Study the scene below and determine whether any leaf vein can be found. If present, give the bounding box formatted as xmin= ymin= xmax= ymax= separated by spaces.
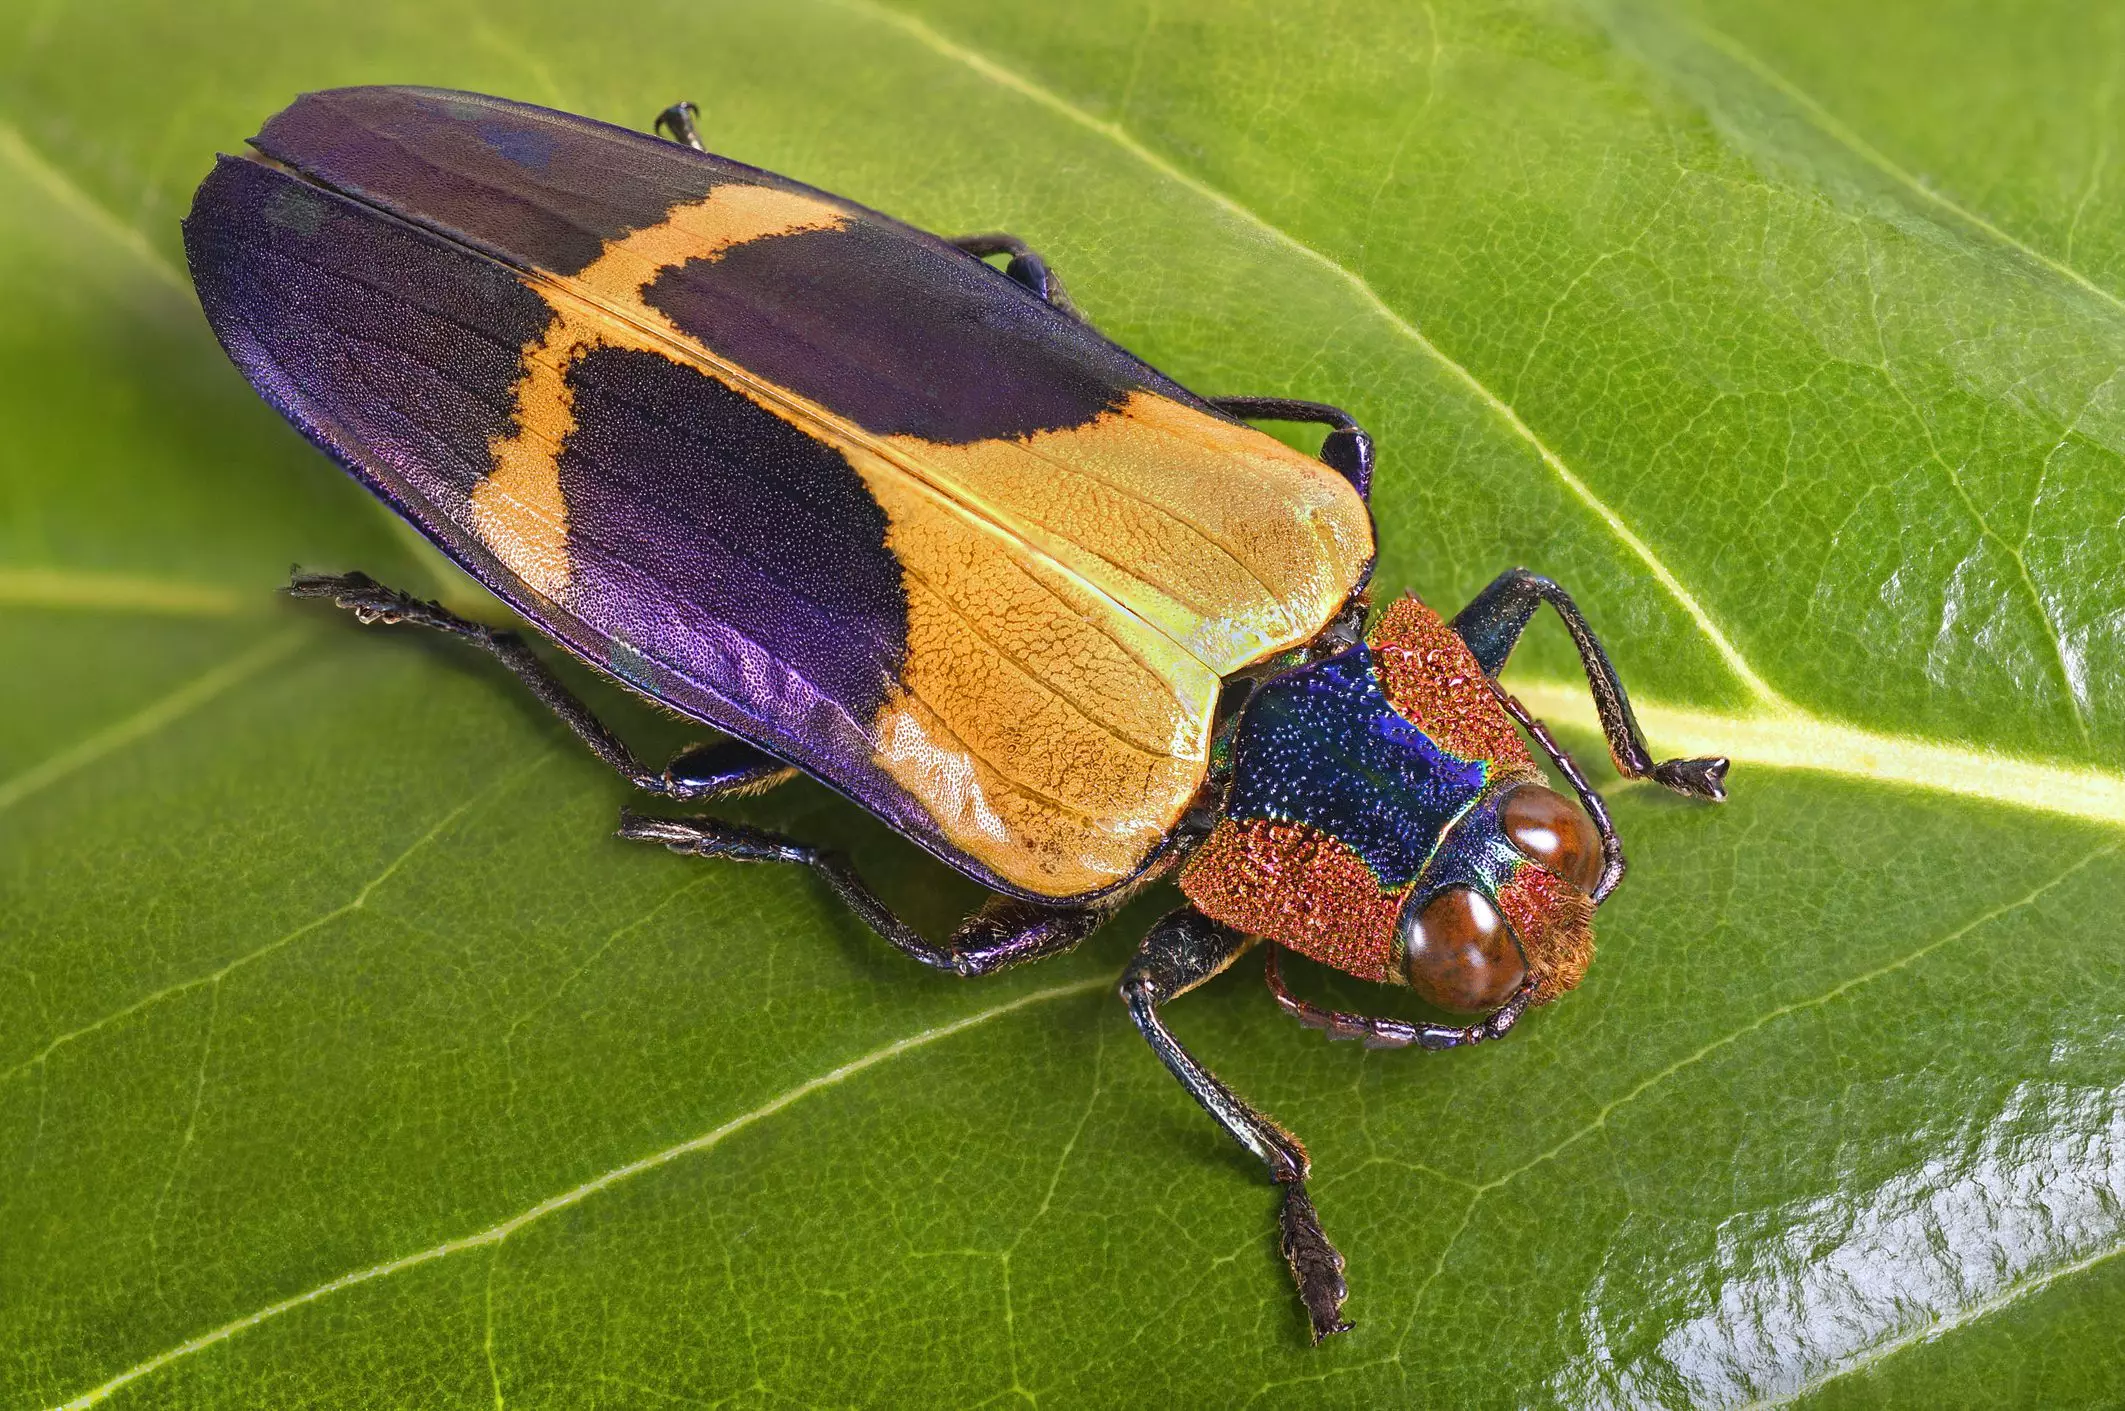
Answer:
xmin=0 ymin=750 xmax=541 ymax=1086
xmin=0 ymin=568 xmax=251 ymax=618
xmin=0 ymin=120 xmax=189 ymax=293
xmin=0 ymin=630 xmax=307 ymax=821
xmin=44 ymin=977 xmax=1110 ymax=1411
xmin=1399 ymin=843 xmax=2114 ymax=1336
xmin=1509 ymin=678 xmax=2125 ymax=829
xmin=1687 ymin=18 xmax=2125 ymax=318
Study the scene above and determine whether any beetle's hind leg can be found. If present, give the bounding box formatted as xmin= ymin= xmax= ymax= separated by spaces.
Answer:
xmin=288 ymin=571 xmax=782 ymax=801
xmin=617 ymin=811 xmax=1105 ymax=976
xmin=1120 ymin=906 xmax=1352 ymax=1343
xmin=1207 ymin=396 xmax=1375 ymax=500
xmin=659 ymin=739 xmax=796 ymax=797
xmin=1451 ymin=568 xmax=1729 ymax=801
xmin=946 ymin=233 xmax=1082 ymax=319
xmin=654 ymin=100 xmax=706 ymax=151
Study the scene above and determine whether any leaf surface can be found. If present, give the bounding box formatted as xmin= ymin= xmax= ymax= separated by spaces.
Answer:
xmin=3 ymin=1 xmax=2123 ymax=1406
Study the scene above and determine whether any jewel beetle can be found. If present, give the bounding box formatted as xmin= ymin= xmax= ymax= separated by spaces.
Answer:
xmin=182 ymin=86 xmax=1730 ymax=1343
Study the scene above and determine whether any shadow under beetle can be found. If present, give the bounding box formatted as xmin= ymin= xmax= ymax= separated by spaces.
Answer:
xmin=183 ymin=87 xmax=1728 ymax=1342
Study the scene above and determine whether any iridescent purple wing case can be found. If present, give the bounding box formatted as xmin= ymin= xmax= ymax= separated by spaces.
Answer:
xmin=184 ymin=87 xmax=1375 ymax=903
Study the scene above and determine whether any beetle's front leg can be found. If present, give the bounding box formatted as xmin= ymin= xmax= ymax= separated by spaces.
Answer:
xmin=618 ymin=812 xmax=1104 ymax=976
xmin=1120 ymin=907 xmax=1351 ymax=1343
xmin=1450 ymin=568 xmax=1729 ymax=801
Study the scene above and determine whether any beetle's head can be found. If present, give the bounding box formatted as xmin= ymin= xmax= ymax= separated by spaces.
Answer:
xmin=1177 ymin=591 xmax=1613 ymax=1018
xmin=1392 ymin=777 xmax=1604 ymax=1012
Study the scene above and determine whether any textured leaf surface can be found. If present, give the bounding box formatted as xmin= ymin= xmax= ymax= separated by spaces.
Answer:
xmin=4 ymin=1 xmax=2124 ymax=1406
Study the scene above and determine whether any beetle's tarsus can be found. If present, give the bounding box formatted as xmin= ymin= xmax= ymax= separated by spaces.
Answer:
xmin=1653 ymin=755 xmax=1729 ymax=802
xmin=654 ymin=100 xmax=705 ymax=151
xmin=287 ymin=568 xmax=422 ymax=624
xmin=287 ymin=570 xmax=468 ymax=633
xmin=1279 ymin=1181 xmax=1353 ymax=1343
xmin=616 ymin=810 xmax=813 ymax=865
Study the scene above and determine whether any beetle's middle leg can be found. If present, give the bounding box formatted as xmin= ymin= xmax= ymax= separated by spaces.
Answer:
xmin=945 ymin=233 xmax=1082 ymax=319
xmin=617 ymin=811 xmax=1105 ymax=977
xmin=1207 ymin=396 xmax=1375 ymax=500
xmin=1449 ymin=567 xmax=1728 ymax=800
xmin=288 ymin=571 xmax=790 ymax=802
xmin=1121 ymin=905 xmax=1352 ymax=1343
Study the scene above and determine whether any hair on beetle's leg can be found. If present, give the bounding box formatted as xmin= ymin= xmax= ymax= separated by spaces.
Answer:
xmin=661 ymin=738 xmax=797 ymax=798
xmin=1120 ymin=907 xmax=1352 ymax=1343
xmin=1206 ymin=396 xmax=1375 ymax=500
xmin=287 ymin=570 xmax=759 ymax=802
xmin=653 ymin=100 xmax=706 ymax=151
xmin=616 ymin=811 xmax=1105 ymax=976
xmin=944 ymin=233 xmax=1082 ymax=319
xmin=1449 ymin=568 xmax=1729 ymax=802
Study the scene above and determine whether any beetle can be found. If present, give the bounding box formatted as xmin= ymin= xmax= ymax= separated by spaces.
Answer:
xmin=182 ymin=86 xmax=1728 ymax=1342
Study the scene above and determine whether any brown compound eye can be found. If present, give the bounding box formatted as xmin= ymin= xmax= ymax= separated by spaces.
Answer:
xmin=1501 ymin=783 xmax=1605 ymax=893
xmin=1397 ymin=886 xmax=1526 ymax=1013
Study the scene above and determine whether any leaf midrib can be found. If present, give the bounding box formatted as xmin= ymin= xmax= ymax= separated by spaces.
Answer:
xmin=16 ymin=15 xmax=2116 ymax=818
xmin=822 ymin=0 xmax=1780 ymax=708
xmin=8 ymin=583 xmax=2121 ymax=834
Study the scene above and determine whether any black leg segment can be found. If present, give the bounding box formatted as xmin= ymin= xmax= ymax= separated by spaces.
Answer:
xmin=1491 ymin=684 xmax=1627 ymax=903
xmin=655 ymin=100 xmax=706 ymax=151
xmin=288 ymin=571 xmax=775 ymax=803
xmin=617 ymin=811 xmax=1105 ymax=977
xmin=1264 ymin=946 xmax=1536 ymax=1050
xmin=1450 ymin=569 xmax=1729 ymax=802
xmin=1207 ymin=396 xmax=1374 ymax=499
xmin=1120 ymin=907 xmax=1352 ymax=1342
xmin=662 ymin=738 xmax=797 ymax=798
xmin=946 ymin=232 xmax=1081 ymax=319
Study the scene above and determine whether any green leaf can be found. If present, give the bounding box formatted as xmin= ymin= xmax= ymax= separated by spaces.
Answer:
xmin=4 ymin=0 xmax=2123 ymax=1405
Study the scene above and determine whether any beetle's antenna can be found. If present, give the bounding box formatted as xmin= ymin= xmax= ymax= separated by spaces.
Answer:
xmin=1264 ymin=949 xmax=1532 ymax=1051
xmin=1490 ymin=684 xmax=1626 ymax=904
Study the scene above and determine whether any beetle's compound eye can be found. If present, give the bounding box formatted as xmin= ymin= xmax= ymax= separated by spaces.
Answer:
xmin=1501 ymin=783 xmax=1604 ymax=893
xmin=1397 ymin=886 xmax=1527 ymax=1013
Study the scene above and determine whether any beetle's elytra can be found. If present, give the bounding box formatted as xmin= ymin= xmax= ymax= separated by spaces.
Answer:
xmin=183 ymin=86 xmax=1728 ymax=1342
